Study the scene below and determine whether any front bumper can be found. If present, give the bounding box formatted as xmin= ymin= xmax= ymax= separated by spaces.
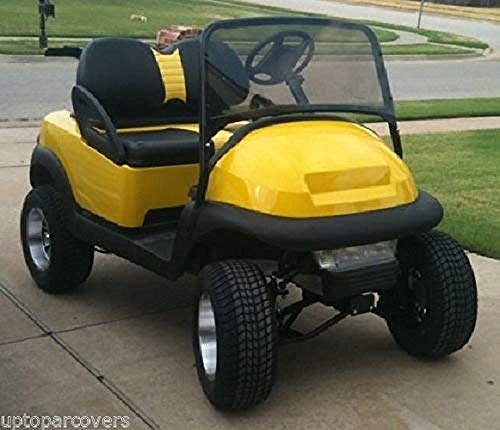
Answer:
xmin=195 ymin=190 xmax=443 ymax=251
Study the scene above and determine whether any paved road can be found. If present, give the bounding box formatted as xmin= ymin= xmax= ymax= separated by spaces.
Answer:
xmin=1 ymin=55 xmax=499 ymax=121
xmin=0 ymin=61 xmax=76 ymax=121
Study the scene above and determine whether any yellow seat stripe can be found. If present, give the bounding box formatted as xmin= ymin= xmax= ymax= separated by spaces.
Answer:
xmin=152 ymin=49 xmax=187 ymax=103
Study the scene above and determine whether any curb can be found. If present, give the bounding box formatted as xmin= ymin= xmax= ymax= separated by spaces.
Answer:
xmin=0 ymin=54 xmax=77 ymax=64
xmin=481 ymin=47 xmax=500 ymax=60
xmin=0 ymin=120 xmax=40 ymax=129
xmin=1 ymin=50 xmax=486 ymax=65
xmin=383 ymin=50 xmax=485 ymax=62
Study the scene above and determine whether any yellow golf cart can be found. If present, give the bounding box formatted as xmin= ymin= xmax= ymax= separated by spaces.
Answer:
xmin=21 ymin=17 xmax=477 ymax=410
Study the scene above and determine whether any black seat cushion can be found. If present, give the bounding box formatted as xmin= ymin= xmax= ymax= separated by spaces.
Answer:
xmin=118 ymin=128 xmax=199 ymax=167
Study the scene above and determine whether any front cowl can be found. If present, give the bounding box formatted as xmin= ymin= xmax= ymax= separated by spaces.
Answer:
xmin=207 ymin=120 xmax=418 ymax=218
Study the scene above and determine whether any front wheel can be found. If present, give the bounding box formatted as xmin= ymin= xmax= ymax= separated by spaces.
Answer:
xmin=193 ymin=260 xmax=277 ymax=410
xmin=381 ymin=231 xmax=477 ymax=359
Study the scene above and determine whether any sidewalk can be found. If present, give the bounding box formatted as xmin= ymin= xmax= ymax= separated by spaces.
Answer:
xmin=1 ymin=116 xmax=498 ymax=168
xmin=370 ymin=115 xmax=500 ymax=135
xmin=1 ymin=115 xmax=498 ymax=143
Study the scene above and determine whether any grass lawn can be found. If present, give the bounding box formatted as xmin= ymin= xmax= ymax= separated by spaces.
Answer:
xmin=382 ymin=43 xmax=472 ymax=56
xmin=0 ymin=0 xmax=488 ymax=57
xmin=396 ymin=98 xmax=500 ymax=121
xmin=0 ymin=0 xmax=396 ymax=41
xmin=347 ymin=98 xmax=500 ymax=124
xmin=403 ymin=129 xmax=500 ymax=258
xmin=0 ymin=39 xmax=473 ymax=56
xmin=360 ymin=19 xmax=488 ymax=50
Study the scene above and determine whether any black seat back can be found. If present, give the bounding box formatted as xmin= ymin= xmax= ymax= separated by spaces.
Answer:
xmin=75 ymin=38 xmax=197 ymax=128
xmin=74 ymin=37 xmax=250 ymax=129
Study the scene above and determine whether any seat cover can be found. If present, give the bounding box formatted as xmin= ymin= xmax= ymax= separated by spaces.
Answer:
xmin=73 ymin=37 xmax=249 ymax=167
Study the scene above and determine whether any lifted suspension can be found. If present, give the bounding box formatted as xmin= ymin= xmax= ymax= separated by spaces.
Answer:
xmin=269 ymin=272 xmax=376 ymax=345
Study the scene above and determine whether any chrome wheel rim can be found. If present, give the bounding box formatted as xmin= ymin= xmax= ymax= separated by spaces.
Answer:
xmin=27 ymin=208 xmax=51 ymax=271
xmin=198 ymin=292 xmax=217 ymax=381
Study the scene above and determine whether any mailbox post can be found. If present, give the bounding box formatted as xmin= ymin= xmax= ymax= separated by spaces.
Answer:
xmin=38 ymin=0 xmax=55 ymax=49
xmin=417 ymin=0 xmax=426 ymax=29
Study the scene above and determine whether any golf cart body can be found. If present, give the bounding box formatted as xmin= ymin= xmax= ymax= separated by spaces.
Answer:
xmin=23 ymin=17 xmax=476 ymax=410
xmin=35 ymin=18 xmax=440 ymax=265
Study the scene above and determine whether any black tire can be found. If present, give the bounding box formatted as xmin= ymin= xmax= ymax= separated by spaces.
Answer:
xmin=384 ymin=230 xmax=477 ymax=359
xmin=193 ymin=260 xmax=277 ymax=410
xmin=20 ymin=185 xmax=94 ymax=293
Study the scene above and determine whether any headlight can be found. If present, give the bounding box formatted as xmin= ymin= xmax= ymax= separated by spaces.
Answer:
xmin=313 ymin=241 xmax=397 ymax=272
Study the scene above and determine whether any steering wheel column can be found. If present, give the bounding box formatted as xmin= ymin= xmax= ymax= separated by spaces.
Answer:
xmin=286 ymin=74 xmax=309 ymax=105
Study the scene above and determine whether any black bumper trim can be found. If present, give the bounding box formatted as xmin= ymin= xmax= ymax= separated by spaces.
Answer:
xmin=195 ymin=190 xmax=443 ymax=251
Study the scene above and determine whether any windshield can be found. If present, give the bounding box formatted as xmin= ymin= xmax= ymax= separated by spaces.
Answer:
xmin=201 ymin=17 xmax=395 ymax=138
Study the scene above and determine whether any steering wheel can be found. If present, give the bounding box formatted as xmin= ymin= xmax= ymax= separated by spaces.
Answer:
xmin=245 ymin=30 xmax=315 ymax=85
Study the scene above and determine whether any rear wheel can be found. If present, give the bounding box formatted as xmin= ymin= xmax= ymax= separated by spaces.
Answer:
xmin=382 ymin=231 xmax=477 ymax=359
xmin=20 ymin=185 xmax=94 ymax=293
xmin=193 ymin=260 xmax=277 ymax=410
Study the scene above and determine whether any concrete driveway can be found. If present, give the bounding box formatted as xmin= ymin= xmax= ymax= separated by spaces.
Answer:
xmin=1 ymin=128 xmax=500 ymax=429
